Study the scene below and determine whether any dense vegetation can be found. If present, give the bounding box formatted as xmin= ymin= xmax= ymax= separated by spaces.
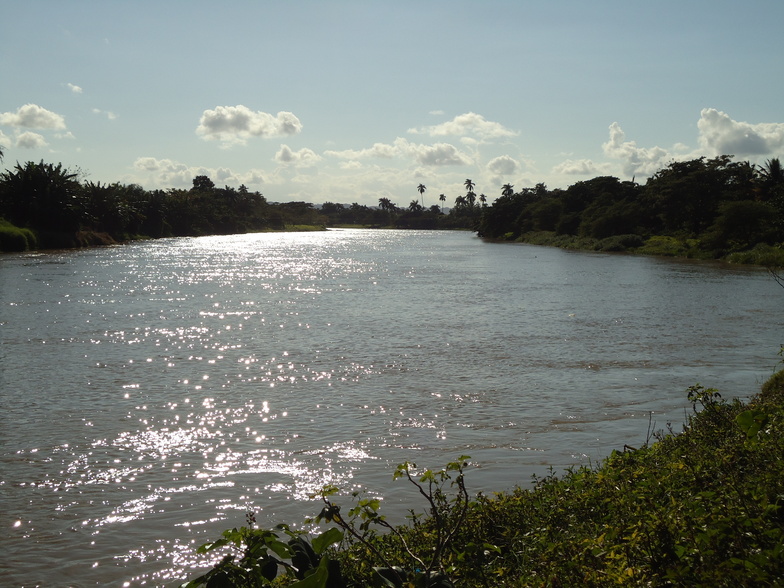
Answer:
xmin=479 ymin=156 xmax=784 ymax=265
xmin=2 ymin=152 xmax=783 ymax=263
xmin=182 ymin=368 xmax=784 ymax=587
xmin=0 ymin=157 xmax=478 ymax=251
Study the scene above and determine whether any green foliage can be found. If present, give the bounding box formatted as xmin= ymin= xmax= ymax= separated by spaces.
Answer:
xmin=725 ymin=243 xmax=784 ymax=267
xmin=186 ymin=371 xmax=784 ymax=586
xmin=181 ymin=514 xmax=344 ymax=588
xmin=312 ymin=457 xmax=472 ymax=587
xmin=593 ymin=234 xmax=645 ymax=252
xmin=0 ymin=160 xmax=81 ymax=235
xmin=0 ymin=161 xmax=310 ymax=249
xmin=0 ymin=218 xmax=37 ymax=251
xmin=636 ymin=235 xmax=694 ymax=257
xmin=478 ymin=155 xmax=784 ymax=264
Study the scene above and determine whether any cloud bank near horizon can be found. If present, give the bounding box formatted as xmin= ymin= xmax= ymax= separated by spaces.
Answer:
xmin=3 ymin=105 xmax=784 ymax=199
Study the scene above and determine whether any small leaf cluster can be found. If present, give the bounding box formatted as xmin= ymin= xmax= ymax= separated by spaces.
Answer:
xmin=180 ymin=514 xmax=344 ymax=588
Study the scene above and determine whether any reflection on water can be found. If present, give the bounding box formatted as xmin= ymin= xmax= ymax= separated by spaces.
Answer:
xmin=1 ymin=230 xmax=781 ymax=585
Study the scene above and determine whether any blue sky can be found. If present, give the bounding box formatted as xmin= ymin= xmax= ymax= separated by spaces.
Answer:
xmin=2 ymin=0 xmax=783 ymax=207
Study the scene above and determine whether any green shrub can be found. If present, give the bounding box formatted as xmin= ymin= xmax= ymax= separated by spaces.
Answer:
xmin=0 ymin=218 xmax=37 ymax=251
xmin=725 ymin=243 xmax=784 ymax=267
xmin=637 ymin=235 xmax=690 ymax=256
xmin=184 ymin=371 xmax=784 ymax=586
xmin=594 ymin=234 xmax=645 ymax=252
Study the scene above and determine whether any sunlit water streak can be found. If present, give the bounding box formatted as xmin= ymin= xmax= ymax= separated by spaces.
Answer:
xmin=1 ymin=229 xmax=781 ymax=586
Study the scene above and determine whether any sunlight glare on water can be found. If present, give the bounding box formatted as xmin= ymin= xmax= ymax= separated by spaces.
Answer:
xmin=0 ymin=229 xmax=782 ymax=585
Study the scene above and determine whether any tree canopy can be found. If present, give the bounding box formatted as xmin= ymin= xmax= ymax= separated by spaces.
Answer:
xmin=1 ymin=154 xmax=782 ymax=259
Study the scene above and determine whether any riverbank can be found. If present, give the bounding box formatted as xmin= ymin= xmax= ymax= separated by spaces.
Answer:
xmin=500 ymin=229 xmax=784 ymax=268
xmin=185 ymin=368 xmax=784 ymax=586
xmin=0 ymin=222 xmax=329 ymax=253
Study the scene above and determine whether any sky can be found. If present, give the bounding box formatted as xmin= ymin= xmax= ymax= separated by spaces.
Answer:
xmin=2 ymin=0 xmax=784 ymax=207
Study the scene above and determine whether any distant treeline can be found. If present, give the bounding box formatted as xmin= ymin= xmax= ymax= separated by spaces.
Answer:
xmin=479 ymin=155 xmax=784 ymax=262
xmin=1 ymin=155 xmax=783 ymax=262
xmin=0 ymin=160 xmax=480 ymax=251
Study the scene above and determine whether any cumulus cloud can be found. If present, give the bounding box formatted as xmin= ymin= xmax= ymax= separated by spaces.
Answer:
xmin=275 ymin=145 xmax=322 ymax=167
xmin=552 ymin=158 xmax=602 ymax=175
xmin=697 ymin=108 xmax=784 ymax=156
xmin=487 ymin=155 xmax=520 ymax=176
xmin=326 ymin=137 xmax=470 ymax=167
xmin=133 ymin=157 xmax=272 ymax=189
xmin=196 ymin=105 xmax=302 ymax=146
xmin=67 ymin=83 xmax=83 ymax=94
xmin=325 ymin=141 xmax=399 ymax=159
xmin=602 ymin=122 xmax=670 ymax=176
xmin=414 ymin=142 xmax=471 ymax=166
xmin=16 ymin=132 xmax=48 ymax=149
xmin=339 ymin=160 xmax=363 ymax=170
xmin=133 ymin=157 xmax=210 ymax=187
xmin=409 ymin=112 xmax=518 ymax=140
xmin=0 ymin=104 xmax=66 ymax=129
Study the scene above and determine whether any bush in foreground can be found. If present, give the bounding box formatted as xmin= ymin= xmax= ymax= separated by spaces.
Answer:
xmin=183 ymin=369 xmax=784 ymax=587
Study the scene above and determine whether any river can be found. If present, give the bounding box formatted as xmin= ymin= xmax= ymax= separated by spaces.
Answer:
xmin=1 ymin=229 xmax=781 ymax=586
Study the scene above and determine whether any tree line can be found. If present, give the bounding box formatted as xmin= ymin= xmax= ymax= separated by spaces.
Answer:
xmin=0 ymin=158 xmax=485 ymax=250
xmin=479 ymin=155 xmax=784 ymax=261
xmin=1 ymin=151 xmax=783 ymax=260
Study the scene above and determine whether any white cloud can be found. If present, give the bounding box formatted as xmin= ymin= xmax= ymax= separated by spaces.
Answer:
xmin=602 ymin=122 xmax=670 ymax=177
xmin=409 ymin=112 xmax=518 ymax=140
xmin=134 ymin=157 xmax=166 ymax=172
xmin=325 ymin=137 xmax=470 ymax=167
xmin=196 ymin=105 xmax=302 ymax=146
xmin=0 ymin=104 xmax=66 ymax=130
xmin=67 ymin=83 xmax=83 ymax=94
xmin=339 ymin=160 xmax=363 ymax=170
xmin=133 ymin=157 xmax=273 ymax=189
xmin=133 ymin=157 xmax=208 ymax=187
xmin=92 ymin=108 xmax=117 ymax=120
xmin=412 ymin=142 xmax=470 ymax=166
xmin=487 ymin=155 xmax=520 ymax=176
xmin=697 ymin=108 xmax=784 ymax=156
xmin=16 ymin=131 xmax=49 ymax=149
xmin=274 ymin=145 xmax=322 ymax=167
xmin=325 ymin=141 xmax=399 ymax=159
xmin=552 ymin=158 xmax=602 ymax=175
xmin=246 ymin=170 xmax=272 ymax=185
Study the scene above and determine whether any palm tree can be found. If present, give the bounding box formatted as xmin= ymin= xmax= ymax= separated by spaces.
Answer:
xmin=501 ymin=184 xmax=514 ymax=198
xmin=417 ymin=183 xmax=426 ymax=206
xmin=1 ymin=160 xmax=81 ymax=232
xmin=439 ymin=193 xmax=446 ymax=213
xmin=479 ymin=193 xmax=487 ymax=207
xmin=464 ymin=179 xmax=475 ymax=194
xmin=378 ymin=197 xmax=391 ymax=212
xmin=760 ymin=158 xmax=784 ymax=185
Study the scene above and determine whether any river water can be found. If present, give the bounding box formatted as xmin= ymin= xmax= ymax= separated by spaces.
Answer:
xmin=1 ymin=229 xmax=781 ymax=586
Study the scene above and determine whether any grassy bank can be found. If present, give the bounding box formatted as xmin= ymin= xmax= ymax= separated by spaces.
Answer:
xmin=0 ymin=220 xmax=331 ymax=253
xmin=505 ymin=230 xmax=784 ymax=268
xmin=183 ymin=369 xmax=784 ymax=587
